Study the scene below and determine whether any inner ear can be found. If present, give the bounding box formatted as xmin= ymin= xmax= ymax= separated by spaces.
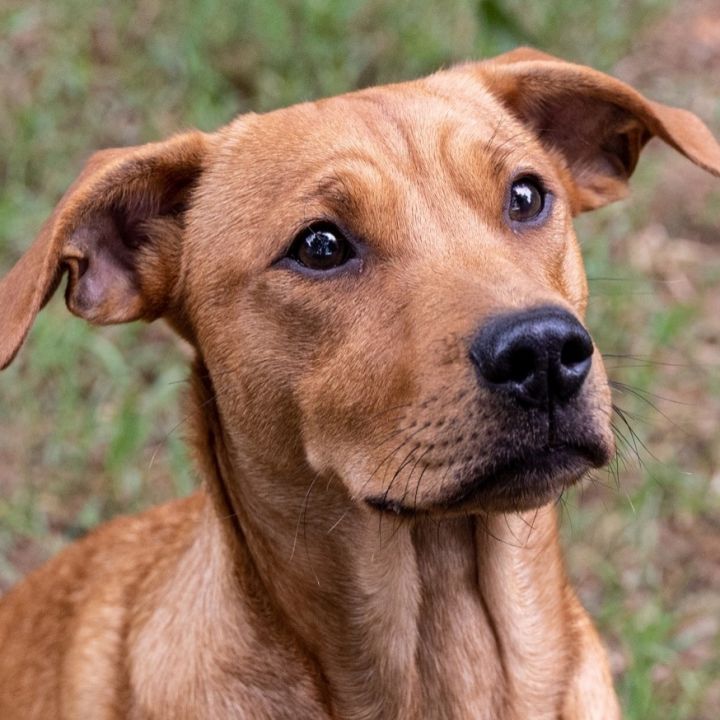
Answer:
xmin=527 ymin=93 xmax=653 ymax=208
xmin=62 ymin=140 xmax=205 ymax=325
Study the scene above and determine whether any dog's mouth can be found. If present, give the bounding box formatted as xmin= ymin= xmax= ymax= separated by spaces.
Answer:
xmin=365 ymin=440 xmax=609 ymax=516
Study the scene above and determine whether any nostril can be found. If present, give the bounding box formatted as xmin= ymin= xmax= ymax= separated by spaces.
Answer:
xmin=560 ymin=335 xmax=592 ymax=368
xmin=553 ymin=329 xmax=593 ymax=401
xmin=504 ymin=345 xmax=536 ymax=383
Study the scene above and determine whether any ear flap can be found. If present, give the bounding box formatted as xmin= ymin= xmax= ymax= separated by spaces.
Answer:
xmin=0 ymin=131 xmax=207 ymax=369
xmin=468 ymin=47 xmax=720 ymax=211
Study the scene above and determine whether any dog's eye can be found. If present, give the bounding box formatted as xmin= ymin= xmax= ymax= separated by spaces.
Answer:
xmin=287 ymin=223 xmax=355 ymax=270
xmin=508 ymin=177 xmax=545 ymax=223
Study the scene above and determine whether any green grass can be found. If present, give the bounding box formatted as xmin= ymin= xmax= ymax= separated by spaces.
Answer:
xmin=1 ymin=1 xmax=718 ymax=717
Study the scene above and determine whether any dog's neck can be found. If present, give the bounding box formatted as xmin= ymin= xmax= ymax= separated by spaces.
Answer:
xmin=189 ymin=369 xmax=577 ymax=720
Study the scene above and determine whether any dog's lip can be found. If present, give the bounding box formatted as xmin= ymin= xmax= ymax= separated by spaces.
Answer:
xmin=364 ymin=441 xmax=609 ymax=516
xmin=441 ymin=441 xmax=607 ymax=512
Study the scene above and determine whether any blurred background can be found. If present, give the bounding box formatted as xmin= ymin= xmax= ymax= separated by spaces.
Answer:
xmin=0 ymin=0 xmax=718 ymax=717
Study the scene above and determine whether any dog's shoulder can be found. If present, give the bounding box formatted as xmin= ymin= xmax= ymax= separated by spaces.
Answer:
xmin=0 ymin=493 xmax=206 ymax=719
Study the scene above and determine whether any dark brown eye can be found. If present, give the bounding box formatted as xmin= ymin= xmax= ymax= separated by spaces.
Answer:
xmin=287 ymin=223 xmax=354 ymax=270
xmin=508 ymin=177 xmax=545 ymax=223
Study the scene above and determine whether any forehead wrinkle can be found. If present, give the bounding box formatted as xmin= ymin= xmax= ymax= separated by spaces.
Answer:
xmin=420 ymin=121 xmax=496 ymax=219
xmin=348 ymin=92 xmax=428 ymax=176
xmin=301 ymin=173 xmax=365 ymax=222
xmin=293 ymin=141 xmax=389 ymax=208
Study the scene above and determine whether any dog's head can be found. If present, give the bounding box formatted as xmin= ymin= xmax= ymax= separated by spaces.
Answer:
xmin=2 ymin=49 xmax=719 ymax=516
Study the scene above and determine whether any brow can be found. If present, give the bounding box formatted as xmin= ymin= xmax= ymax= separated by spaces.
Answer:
xmin=301 ymin=155 xmax=389 ymax=221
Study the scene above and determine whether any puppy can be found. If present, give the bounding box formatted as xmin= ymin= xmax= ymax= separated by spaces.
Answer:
xmin=1 ymin=47 xmax=719 ymax=720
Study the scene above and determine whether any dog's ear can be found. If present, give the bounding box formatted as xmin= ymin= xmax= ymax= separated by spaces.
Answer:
xmin=470 ymin=47 xmax=720 ymax=212
xmin=0 ymin=131 xmax=207 ymax=369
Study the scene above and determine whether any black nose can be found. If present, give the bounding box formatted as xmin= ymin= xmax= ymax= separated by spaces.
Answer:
xmin=469 ymin=306 xmax=593 ymax=407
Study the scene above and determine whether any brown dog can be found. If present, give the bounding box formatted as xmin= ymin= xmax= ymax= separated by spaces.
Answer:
xmin=1 ymin=47 xmax=719 ymax=719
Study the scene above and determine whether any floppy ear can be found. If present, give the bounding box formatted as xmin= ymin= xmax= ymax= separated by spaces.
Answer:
xmin=0 ymin=131 xmax=208 ymax=369
xmin=469 ymin=47 xmax=720 ymax=211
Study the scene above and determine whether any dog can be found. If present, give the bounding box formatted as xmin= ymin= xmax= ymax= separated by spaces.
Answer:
xmin=1 ymin=46 xmax=719 ymax=720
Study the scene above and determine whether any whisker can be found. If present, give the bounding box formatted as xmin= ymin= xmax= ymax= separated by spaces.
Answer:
xmin=610 ymin=379 xmax=689 ymax=408
xmin=291 ymin=471 xmax=320 ymax=563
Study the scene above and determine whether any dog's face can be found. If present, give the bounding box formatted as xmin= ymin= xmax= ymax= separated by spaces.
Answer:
xmin=1 ymin=48 xmax=719 ymax=516
xmin=186 ymin=76 xmax=613 ymax=514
